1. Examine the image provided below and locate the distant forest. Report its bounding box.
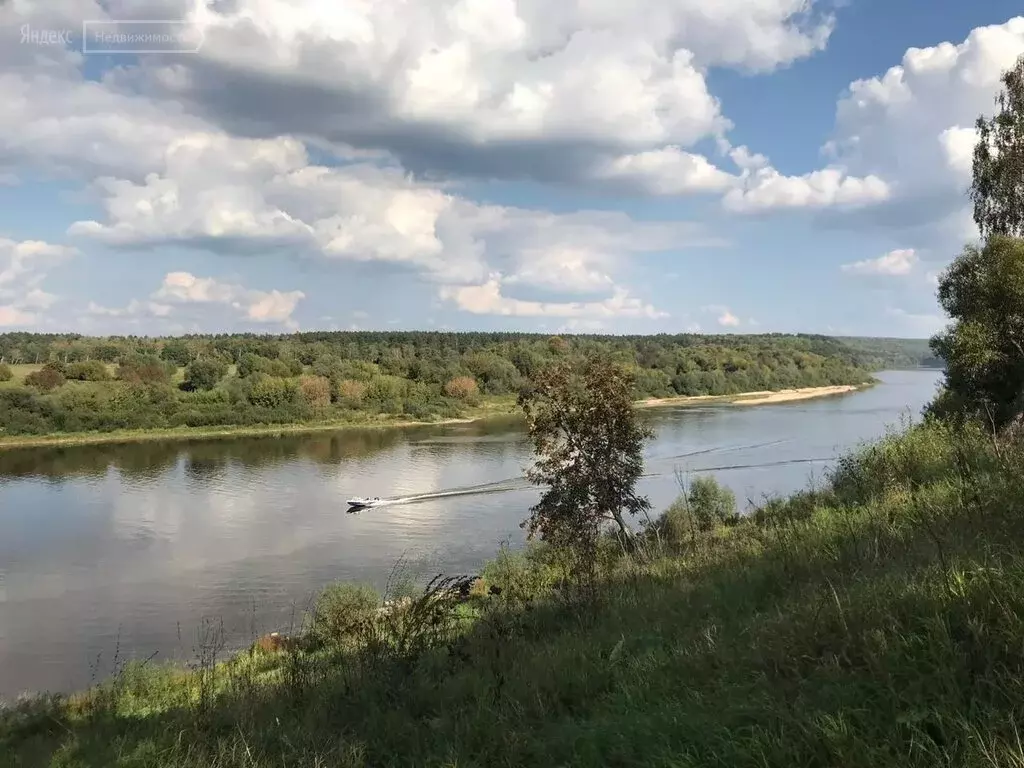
[0,332,938,438]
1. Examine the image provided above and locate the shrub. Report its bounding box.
[687,476,738,529]
[65,360,110,381]
[0,363,11,382]
[298,375,331,411]
[25,366,65,392]
[336,379,367,405]
[183,358,228,391]
[247,376,297,409]
[481,543,562,607]
[652,475,738,547]
[443,376,479,399]
[312,583,379,642]
[117,356,172,385]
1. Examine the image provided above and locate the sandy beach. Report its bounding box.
[637,383,868,410]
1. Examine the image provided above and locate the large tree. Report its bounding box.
[971,54,1024,239]
[517,357,653,558]
[930,236,1024,429]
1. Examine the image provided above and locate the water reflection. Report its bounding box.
[0,371,941,698]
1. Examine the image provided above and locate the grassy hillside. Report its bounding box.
[4,419,1022,767]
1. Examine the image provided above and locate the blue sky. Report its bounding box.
[1,1,1023,338]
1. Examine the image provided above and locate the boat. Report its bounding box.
[346,497,385,509]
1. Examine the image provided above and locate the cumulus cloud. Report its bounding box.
[817,17,1024,238]
[154,272,306,325]
[841,248,919,276]
[723,165,891,212]
[590,147,736,195]
[2,0,839,197]
[439,276,667,319]
[0,239,76,326]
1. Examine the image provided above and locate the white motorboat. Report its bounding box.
[347,497,385,509]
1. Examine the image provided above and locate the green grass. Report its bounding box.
[0,364,42,389]
[4,418,1024,766]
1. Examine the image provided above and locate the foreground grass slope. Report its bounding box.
[4,420,1024,767]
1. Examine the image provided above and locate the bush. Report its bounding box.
[298,375,331,411]
[65,360,110,381]
[481,543,562,607]
[312,583,379,642]
[652,475,737,547]
[247,376,297,409]
[0,363,11,382]
[687,476,738,529]
[443,376,479,400]
[336,379,367,405]
[117,356,172,385]
[24,366,65,392]
[183,358,228,391]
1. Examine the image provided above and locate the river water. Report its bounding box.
[0,369,942,698]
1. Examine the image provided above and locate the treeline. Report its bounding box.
[832,336,944,370]
[0,331,877,437]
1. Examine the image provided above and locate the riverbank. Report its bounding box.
[636,381,872,409]
[4,419,1023,767]
[0,382,873,450]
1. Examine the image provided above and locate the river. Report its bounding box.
[0,369,942,698]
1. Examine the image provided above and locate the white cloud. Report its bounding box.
[440,276,667,319]
[718,310,741,328]
[591,147,736,195]
[841,248,918,276]
[1,0,839,198]
[723,165,891,212]
[0,238,76,326]
[700,304,743,328]
[154,272,306,326]
[819,17,1024,237]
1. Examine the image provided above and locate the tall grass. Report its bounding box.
[5,418,1024,766]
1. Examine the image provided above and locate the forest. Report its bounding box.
[0,330,901,439]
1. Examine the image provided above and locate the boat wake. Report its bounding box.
[349,440,835,512]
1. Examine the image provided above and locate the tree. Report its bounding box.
[183,358,228,391]
[0,363,11,382]
[160,340,195,367]
[971,54,1024,238]
[930,236,1024,428]
[518,357,653,562]
[25,365,65,392]
[117,356,172,385]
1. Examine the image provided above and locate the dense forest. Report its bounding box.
[833,336,945,370]
[0,331,908,438]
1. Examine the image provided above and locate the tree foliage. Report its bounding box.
[971,54,1024,239]
[0,330,885,438]
[930,236,1024,428]
[184,358,228,391]
[518,357,653,565]
[24,365,65,392]
[0,363,11,382]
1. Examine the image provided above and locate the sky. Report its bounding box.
[0,1,1023,338]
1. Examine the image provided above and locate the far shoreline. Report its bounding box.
[0,381,876,451]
